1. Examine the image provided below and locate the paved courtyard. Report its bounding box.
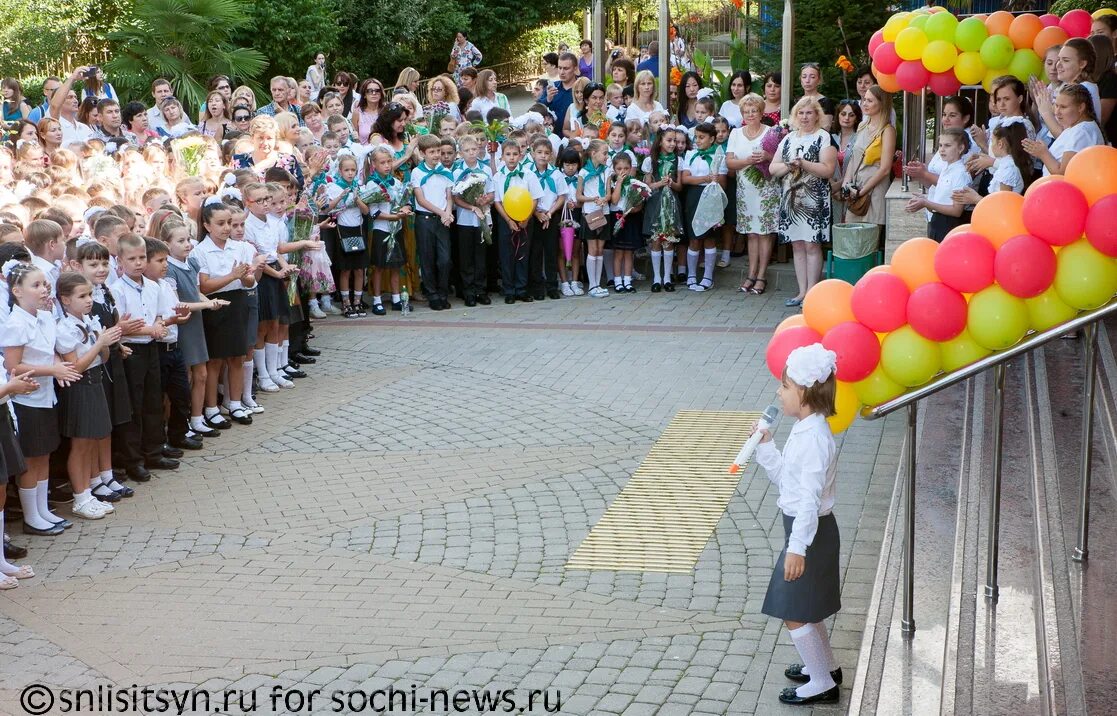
[1,283,905,715]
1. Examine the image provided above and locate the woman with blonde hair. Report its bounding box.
[726,93,780,295]
[395,67,422,95]
[470,69,510,121]
[425,76,462,120]
[232,114,305,185]
[231,85,258,113]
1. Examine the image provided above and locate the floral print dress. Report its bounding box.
[776,128,831,245]
[728,126,779,235]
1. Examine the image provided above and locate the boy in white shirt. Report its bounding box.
[451,136,495,307]
[529,138,566,301]
[411,134,456,311]
[493,141,544,304]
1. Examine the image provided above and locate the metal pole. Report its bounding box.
[658,0,669,108]
[593,0,605,84]
[916,88,927,168]
[781,1,794,119]
[1073,323,1099,562]
[985,362,1007,601]
[933,94,944,159]
[901,92,913,193]
[902,402,917,635]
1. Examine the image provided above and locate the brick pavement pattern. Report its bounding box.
[0,286,903,715]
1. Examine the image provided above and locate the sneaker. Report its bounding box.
[573,281,585,296]
[561,282,575,297]
[95,499,115,514]
[308,302,327,319]
[72,499,109,520]
[589,286,610,298]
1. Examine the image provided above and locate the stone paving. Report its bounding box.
[1,281,903,715]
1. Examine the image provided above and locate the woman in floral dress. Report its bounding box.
[232,115,304,188]
[726,93,780,295]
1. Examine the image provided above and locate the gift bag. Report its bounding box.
[692,183,728,238]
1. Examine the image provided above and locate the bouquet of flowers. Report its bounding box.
[614,179,651,230]
[650,188,683,244]
[472,119,508,154]
[693,149,728,237]
[292,204,335,295]
[358,181,391,206]
[321,178,357,218]
[598,120,613,141]
[381,183,414,262]
[633,141,651,160]
[745,125,788,183]
[452,173,492,244]
[171,135,208,177]
[426,101,451,133]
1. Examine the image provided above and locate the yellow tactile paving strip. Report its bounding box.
[565,410,763,573]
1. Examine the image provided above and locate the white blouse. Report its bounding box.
[624,101,665,126]
[718,100,743,128]
[56,314,104,368]
[989,155,1024,194]
[1,305,60,408]
[191,237,258,293]
[1044,121,1105,176]
[755,412,838,556]
[926,159,971,222]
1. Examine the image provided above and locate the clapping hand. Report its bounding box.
[4,370,37,396]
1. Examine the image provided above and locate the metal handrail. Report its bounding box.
[861,297,1117,421]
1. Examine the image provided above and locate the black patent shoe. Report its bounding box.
[778,685,839,705]
[23,522,65,536]
[3,537,28,560]
[651,282,662,293]
[785,664,842,684]
[663,282,675,292]
[371,303,386,316]
[301,346,322,356]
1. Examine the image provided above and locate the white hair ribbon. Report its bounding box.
[786,343,838,388]
[1,259,23,279]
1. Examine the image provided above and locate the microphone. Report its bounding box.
[729,404,782,474]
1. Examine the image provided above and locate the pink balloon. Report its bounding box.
[822,321,882,383]
[934,231,996,293]
[1085,194,1117,257]
[869,29,885,57]
[908,283,968,341]
[1022,179,1088,246]
[929,71,962,96]
[765,326,823,379]
[994,234,1057,298]
[1039,13,1060,28]
[873,42,902,74]
[851,272,910,332]
[896,60,931,93]
[1060,9,1092,38]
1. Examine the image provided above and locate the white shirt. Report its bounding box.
[156,279,179,343]
[755,413,838,556]
[926,159,970,222]
[111,274,167,344]
[1044,121,1105,176]
[56,313,104,368]
[452,162,494,228]
[681,148,729,180]
[577,162,612,203]
[606,104,627,123]
[718,100,743,128]
[146,106,166,133]
[58,115,93,146]
[0,305,60,408]
[411,162,456,213]
[624,101,664,126]
[928,128,981,177]
[494,165,544,205]
[530,163,564,213]
[191,236,257,293]
[989,155,1024,194]
[244,212,287,263]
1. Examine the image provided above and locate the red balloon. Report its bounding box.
[765,326,823,379]
[896,60,932,93]
[908,283,968,341]
[1060,9,1092,38]
[1022,179,1088,246]
[1039,13,1060,28]
[934,231,996,293]
[929,71,962,96]
[873,42,903,74]
[1084,194,1117,257]
[822,321,882,383]
[851,272,910,332]
[869,29,885,57]
[995,234,1057,298]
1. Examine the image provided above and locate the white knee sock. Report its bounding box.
[587,255,600,289]
[663,249,674,281]
[789,624,837,698]
[720,248,731,263]
[241,361,255,404]
[703,248,717,284]
[264,343,280,380]
[814,622,839,671]
[603,249,615,280]
[686,249,700,282]
[252,348,266,380]
[650,251,663,283]
[36,480,61,523]
[280,340,290,368]
[19,487,50,530]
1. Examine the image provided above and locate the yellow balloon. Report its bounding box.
[827,380,860,434]
[954,51,987,86]
[883,12,912,43]
[502,186,533,222]
[1094,9,1117,19]
[922,40,958,74]
[896,27,930,61]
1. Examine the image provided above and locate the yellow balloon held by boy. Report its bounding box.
[502,186,534,222]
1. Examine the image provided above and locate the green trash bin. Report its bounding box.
[828,223,881,283]
[827,251,881,283]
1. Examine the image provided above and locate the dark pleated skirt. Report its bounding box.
[244,288,259,349]
[203,288,249,359]
[59,366,112,439]
[102,347,132,426]
[579,211,612,243]
[608,210,645,250]
[257,272,290,323]
[12,402,60,458]
[761,512,842,623]
[371,228,405,269]
[335,223,369,271]
[0,406,26,481]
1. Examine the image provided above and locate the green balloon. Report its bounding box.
[955,17,989,53]
[980,35,1015,70]
[925,11,959,44]
[941,328,993,372]
[1025,285,1079,332]
[909,14,930,31]
[881,326,942,388]
[1054,239,1117,310]
[855,364,907,406]
[1008,48,1044,83]
[968,285,1030,350]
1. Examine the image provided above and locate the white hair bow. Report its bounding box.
[219,185,243,202]
[998,116,1026,128]
[203,196,225,207]
[223,172,237,186]
[696,88,716,100]
[1,259,23,280]
[83,207,107,223]
[510,111,544,129]
[786,343,837,388]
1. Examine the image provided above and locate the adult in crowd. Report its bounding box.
[77,98,100,129]
[36,117,62,154]
[257,76,303,124]
[470,69,510,121]
[297,80,313,106]
[351,78,386,145]
[770,97,837,307]
[199,90,230,141]
[610,58,636,90]
[121,101,156,147]
[967,76,1035,176]
[542,53,561,81]
[49,68,95,146]
[306,53,327,101]
[395,68,422,96]
[2,79,32,121]
[156,97,196,138]
[425,76,462,121]
[830,99,861,223]
[81,67,117,101]
[333,72,358,116]
[905,96,979,186]
[579,40,594,78]
[726,93,780,296]
[1094,14,1117,55]
[677,72,704,128]
[233,114,304,185]
[230,105,253,135]
[1024,83,1105,175]
[142,79,173,135]
[1087,35,1116,140]
[92,99,129,145]
[718,71,752,127]
[27,77,61,123]
[302,102,326,142]
[625,70,664,126]
[544,53,580,136]
[637,41,661,77]
[762,72,782,126]
[840,86,895,234]
[197,76,233,123]
[449,31,483,85]
[797,63,834,131]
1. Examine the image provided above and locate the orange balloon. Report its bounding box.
[1025,174,1065,196]
[1033,25,1068,57]
[1064,145,1117,205]
[1009,14,1043,49]
[946,223,971,238]
[866,265,892,276]
[891,237,940,291]
[972,14,988,22]
[875,71,901,94]
[775,314,808,335]
[986,10,1014,36]
[971,191,1027,248]
[802,279,856,335]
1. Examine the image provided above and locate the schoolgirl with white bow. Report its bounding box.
[753,343,843,706]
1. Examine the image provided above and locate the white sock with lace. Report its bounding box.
[264,343,280,381]
[789,624,837,698]
[241,361,255,404]
[703,248,717,284]
[651,251,663,283]
[814,622,839,671]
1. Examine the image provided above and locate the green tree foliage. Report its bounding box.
[105,0,267,113]
[0,0,110,78]
[332,0,471,81]
[1050,0,1116,12]
[233,0,342,80]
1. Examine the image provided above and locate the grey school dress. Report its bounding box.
[166,257,209,367]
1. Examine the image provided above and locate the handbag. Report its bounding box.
[584,208,607,231]
[847,188,872,216]
[340,233,366,254]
